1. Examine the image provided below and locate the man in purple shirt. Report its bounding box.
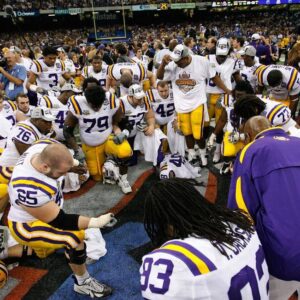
[228,116,300,299]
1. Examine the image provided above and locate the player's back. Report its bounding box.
[140,225,269,300]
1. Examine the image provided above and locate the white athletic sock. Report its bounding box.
[75,270,90,285]
[215,143,221,153]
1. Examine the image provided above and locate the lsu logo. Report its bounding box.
[175,72,196,94]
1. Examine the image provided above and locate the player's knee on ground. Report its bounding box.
[191,105,205,140]
[105,135,133,159]
[65,242,87,265]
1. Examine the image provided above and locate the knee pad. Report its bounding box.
[65,242,87,265]
[178,113,192,136]
[102,159,119,184]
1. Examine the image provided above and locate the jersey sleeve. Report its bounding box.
[108,65,119,81]
[38,95,53,108]
[81,66,89,78]
[67,95,82,117]
[163,62,176,81]
[13,124,40,144]
[30,60,42,75]
[288,69,300,96]
[11,176,57,207]
[205,57,217,79]
[266,103,292,127]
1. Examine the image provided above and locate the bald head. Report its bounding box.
[39,144,73,178]
[244,116,271,142]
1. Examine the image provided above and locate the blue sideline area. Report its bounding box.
[49,222,149,300]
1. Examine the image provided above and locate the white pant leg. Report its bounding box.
[269,275,300,300]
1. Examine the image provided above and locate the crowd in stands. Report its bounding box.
[0,0,199,10]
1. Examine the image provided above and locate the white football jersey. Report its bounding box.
[0,100,17,126]
[0,115,12,150]
[132,55,149,71]
[108,62,147,96]
[163,55,216,113]
[68,92,119,146]
[81,65,108,88]
[119,95,151,138]
[63,58,76,73]
[255,64,300,101]
[159,153,200,179]
[141,227,269,300]
[0,119,45,167]
[262,98,295,131]
[206,55,242,94]
[30,58,67,91]
[8,142,64,223]
[241,62,261,92]
[38,95,68,141]
[146,89,175,125]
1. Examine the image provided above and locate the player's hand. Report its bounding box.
[207,133,216,150]
[162,55,172,66]
[113,130,129,145]
[69,164,87,175]
[74,148,85,164]
[36,87,48,95]
[88,213,115,228]
[144,125,155,136]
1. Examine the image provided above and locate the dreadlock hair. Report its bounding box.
[234,94,266,121]
[84,85,106,111]
[144,178,254,258]
[235,80,254,95]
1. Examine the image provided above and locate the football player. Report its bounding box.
[255,64,300,114]
[27,46,72,94]
[63,79,133,193]
[15,93,34,117]
[106,61,156,96]
[38,83,81,141]
[8,142,113,297]
[0,94,27,126]
[240,45,261,92]
[141,179,269,299]
[206,37,242,163]
[157,44,230,167]
[81,55,108,89]
[117,84,156,168]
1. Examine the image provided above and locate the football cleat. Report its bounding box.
[118,174,132,194]
[220,162,232,175]
[73,276,113,298]
[213,151,221,164]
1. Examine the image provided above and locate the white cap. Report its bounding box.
[251,33,261,41]
[216,38,231,56]
[57,47,65,53]
[60,83,82,93]
[31,107,55,122]
[9,46,21,54]
[244,45,256,57]
[128,84,145,99]
[170,44,189,62]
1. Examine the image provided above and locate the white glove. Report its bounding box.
[207,133,216,150]
[88,213,115,228]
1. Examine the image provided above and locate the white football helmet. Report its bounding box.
[102,159,120,185]
[216,38,231,56]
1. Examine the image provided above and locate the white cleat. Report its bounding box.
[213,151,221,164]
[73,276,113,298]
[118,175,132,194]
